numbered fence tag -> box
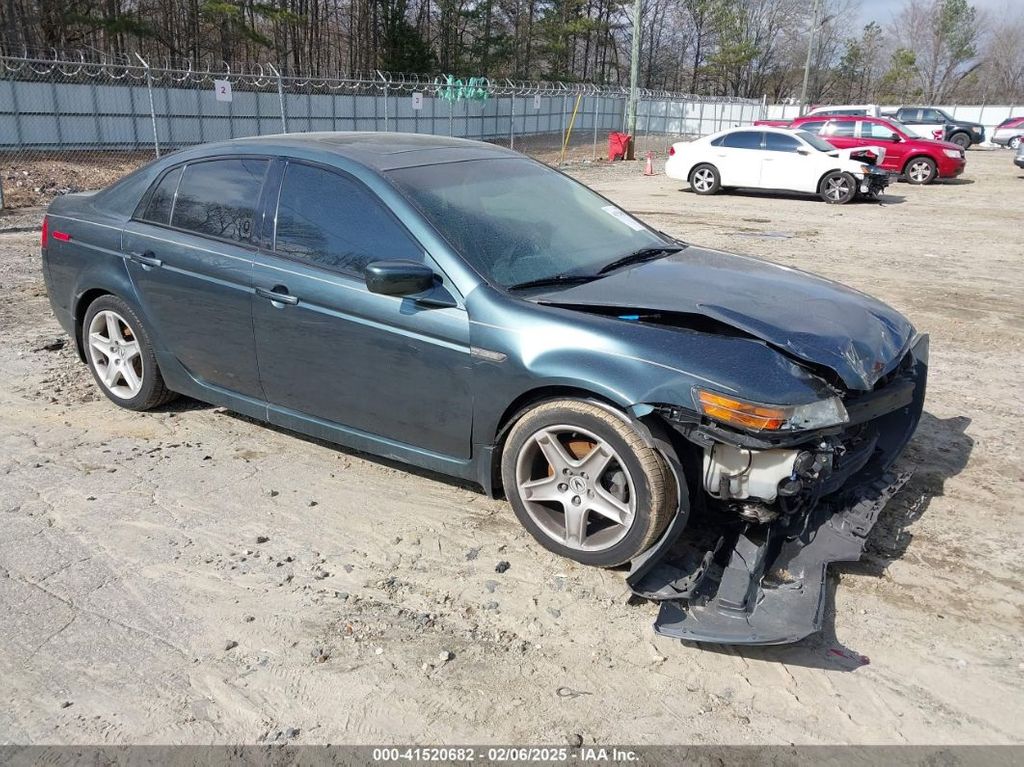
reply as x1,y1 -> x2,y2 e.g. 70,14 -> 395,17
214,80 -> 232,102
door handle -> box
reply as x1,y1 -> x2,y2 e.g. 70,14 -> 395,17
255,285 -> 299,305
128,251 -> 162,268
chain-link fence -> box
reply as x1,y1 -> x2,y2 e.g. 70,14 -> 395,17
0,52 -> 762,209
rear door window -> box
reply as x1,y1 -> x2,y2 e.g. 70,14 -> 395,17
171,158 -> 268,245
796,120 -> 826,134
273,162 -> 422,277
824,120 -> 857,138
720,131 -> 764,149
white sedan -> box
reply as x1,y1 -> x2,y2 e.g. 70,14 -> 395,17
665,126 -> 890,204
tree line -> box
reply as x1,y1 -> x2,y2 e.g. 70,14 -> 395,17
2,0 -> 1022,102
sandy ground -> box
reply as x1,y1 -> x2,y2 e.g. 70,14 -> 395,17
0,148 -> 1022,746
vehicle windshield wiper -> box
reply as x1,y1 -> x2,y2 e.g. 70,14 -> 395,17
505,273 -> 601,292
597,246 -> 683,275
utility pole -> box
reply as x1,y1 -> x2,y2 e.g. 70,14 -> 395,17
799,0 -> 822,115
626,0 -> 641,157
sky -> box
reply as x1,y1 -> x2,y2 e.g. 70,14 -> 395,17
855,0 -> 1019,27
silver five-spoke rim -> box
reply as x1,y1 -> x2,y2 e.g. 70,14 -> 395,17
515,425 -> 636,552
692,167 -> 715,192
909,161 -> 932,182
824,175 -> 851,201
88,310 -> 143,399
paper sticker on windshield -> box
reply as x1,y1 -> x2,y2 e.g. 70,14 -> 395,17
602,205 -> 646,232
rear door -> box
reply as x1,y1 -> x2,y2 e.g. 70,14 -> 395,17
819,119 -> 860,152
251,159 -> 472,459
122,157 -> 268,398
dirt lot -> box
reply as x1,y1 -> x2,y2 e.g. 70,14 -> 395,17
1,148 -> 1022,746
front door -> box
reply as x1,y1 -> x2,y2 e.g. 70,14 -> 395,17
251,160 -> 473,459
857,121 -> 912,172
759,132 -> 814,193
122,157 -> 268,399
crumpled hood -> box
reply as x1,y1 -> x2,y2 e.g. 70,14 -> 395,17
533,246 -> 915,391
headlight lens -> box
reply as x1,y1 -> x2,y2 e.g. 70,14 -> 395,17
693,388 -> 848,432
943,149 -> 962,158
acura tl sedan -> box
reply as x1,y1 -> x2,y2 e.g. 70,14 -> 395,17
42,133 -> 927,644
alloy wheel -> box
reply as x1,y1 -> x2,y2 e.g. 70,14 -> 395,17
908,160 -> 933,183
87,309 -> 144,399
692,168 -> 716,192
823,175 -> 852,201
514,425 -> 637,552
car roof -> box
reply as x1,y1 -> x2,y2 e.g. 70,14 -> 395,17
174,131 -> 522,172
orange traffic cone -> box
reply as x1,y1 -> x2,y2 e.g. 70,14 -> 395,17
643,150 -> 654,176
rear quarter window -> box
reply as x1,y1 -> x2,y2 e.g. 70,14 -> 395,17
137,167 -> 183,225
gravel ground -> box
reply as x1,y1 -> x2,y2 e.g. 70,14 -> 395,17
0,147 -> 1022,746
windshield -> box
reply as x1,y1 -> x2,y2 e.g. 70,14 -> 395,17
386,158 -> 667,289
880,118 -> 911,135
797,131 -> 836,152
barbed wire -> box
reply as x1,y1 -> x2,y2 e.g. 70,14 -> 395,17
0,49 -> 760,104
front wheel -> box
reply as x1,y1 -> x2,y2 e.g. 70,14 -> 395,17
1009,136 -> 1022,150
689,164 -> 721,195
501,400 -> 676,568
904,157 -> 937,185
950,132 -> 971,149
819,171 -> 857,204
82,294 -> 178,411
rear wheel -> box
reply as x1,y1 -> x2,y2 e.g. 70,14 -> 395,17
1009,136 -> 1022,150
819,171 -> 856,204
689,164 -> 721,195
904,157 -> 937,185
501,399 -> 675,568
82,295 -> 177,411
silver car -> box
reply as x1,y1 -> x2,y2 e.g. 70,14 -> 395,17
1016,140 -> 1024,169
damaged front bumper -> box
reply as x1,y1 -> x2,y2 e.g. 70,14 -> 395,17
627,334 -> 928,645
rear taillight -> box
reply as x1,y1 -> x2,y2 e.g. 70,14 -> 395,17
41,215 -> 49,248
668,145 -> 676,156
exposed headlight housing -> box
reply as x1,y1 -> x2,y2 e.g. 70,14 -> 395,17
693,388 -> 848,432
943,149 -> 962,158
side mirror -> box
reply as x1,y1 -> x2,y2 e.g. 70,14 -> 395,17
796,147 -> 811,155
890,133 -> 902,142
364,260 -> 436,297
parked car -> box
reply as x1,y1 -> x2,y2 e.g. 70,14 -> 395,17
753,104 -> 881,129
665,126 -> 890,203
883,107 -> 985,148
1016,141 -> 1024,169
993,116 -> 1024,149
807,104 -> 882,118
789,115 -> 966,184
41,133 -> 928,645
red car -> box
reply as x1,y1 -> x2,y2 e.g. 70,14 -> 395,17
786,115 -> 965,185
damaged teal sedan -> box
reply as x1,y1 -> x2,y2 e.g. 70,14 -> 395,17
41,133 -> 927,644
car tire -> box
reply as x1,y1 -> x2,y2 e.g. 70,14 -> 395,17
819,171 -> 857,204
82,294 -> 178,411
689,164 -> 721,195
904,156 -> 938,185
1010,136 -> 1022,150
501,399 -> 676,568
950,132 -> 971,149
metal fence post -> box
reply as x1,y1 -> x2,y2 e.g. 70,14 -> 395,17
510,93 -> 515,150
592,95 -> 599,160
135,53 -> 160,158
378,71 -> 389,132
268,63 -> 287,133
